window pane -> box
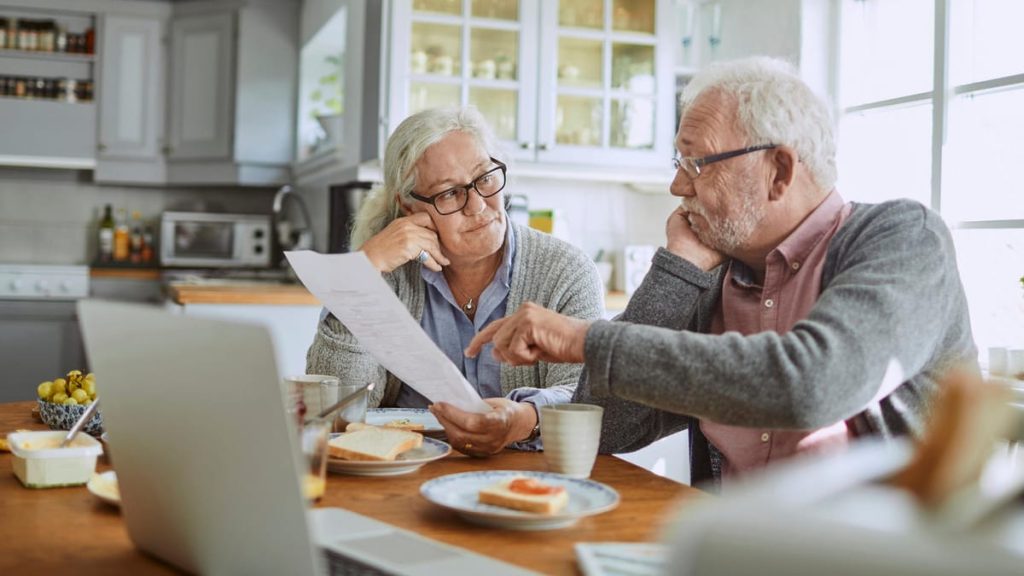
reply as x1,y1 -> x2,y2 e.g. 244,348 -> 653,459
950,0 -> 1024,85
951,229 -> 1024,368
612,0 -> 655,34
469,88 -> 517,140
839,0 -> 933,106
612,43 -> 655,94
470,29 -> 518,81
836,103 -> 932,206
412,23 -> 462,77
471,0 -> 518,21
560,0 -> 603,29
610,97 -> 654,149
558,37 -> 603,89
555,96 -> 602,146
414,0 -> 461,16
409,83 -> 461,115
943,86 -> 1024,222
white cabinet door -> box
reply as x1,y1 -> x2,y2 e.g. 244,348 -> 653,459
168,12 -> 235,160
98,16 -> 165,161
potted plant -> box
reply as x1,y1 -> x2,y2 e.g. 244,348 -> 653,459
309,54 -> 344,145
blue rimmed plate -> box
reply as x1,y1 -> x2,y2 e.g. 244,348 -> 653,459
327,435 -> 451,476
364,408 -> 444,437
420,470 -> 620,530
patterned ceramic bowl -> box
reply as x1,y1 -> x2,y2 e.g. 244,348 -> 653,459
37,399 -> 104,437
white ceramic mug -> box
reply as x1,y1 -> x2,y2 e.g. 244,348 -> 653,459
283,374 -> 339,421
540,403 -> 603,479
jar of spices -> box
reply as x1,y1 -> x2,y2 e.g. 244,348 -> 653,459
0,18 -> 8,50
85,27 -> 94,54
64,78 -> 76,102
38,21 -> 55,52
55,25 -> 66,52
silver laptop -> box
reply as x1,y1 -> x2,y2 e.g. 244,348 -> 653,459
78,299 -> 535,576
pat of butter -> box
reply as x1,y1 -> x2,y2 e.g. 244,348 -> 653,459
7,430 -> 103,489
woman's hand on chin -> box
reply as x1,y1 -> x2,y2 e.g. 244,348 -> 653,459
430,398 -> 538,457
361,212 -> 451,273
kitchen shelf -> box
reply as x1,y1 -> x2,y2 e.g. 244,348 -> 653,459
0,49 -> 94,63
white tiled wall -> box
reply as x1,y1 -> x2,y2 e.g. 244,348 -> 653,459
0,167 -> 275,265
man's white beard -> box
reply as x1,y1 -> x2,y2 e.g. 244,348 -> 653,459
683,181 -> 763,254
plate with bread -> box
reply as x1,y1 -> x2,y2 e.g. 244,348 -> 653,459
420,470 -> 620,530
364,408 -> 444,437
327,425 -> 451,476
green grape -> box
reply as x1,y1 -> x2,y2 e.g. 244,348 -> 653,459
82,380 -> 96,398
51,378 -> 67,395
66,369 -> 82,380
84,372 -> 95,381
51,392 -> 68,404
71,389 -> 89,403
37,381 -> 53,400
67,380 -> 80,394
63,397 -> 79,406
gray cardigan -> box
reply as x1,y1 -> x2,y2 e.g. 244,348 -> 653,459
575,199 -> 978,486
307,223 -> 604,408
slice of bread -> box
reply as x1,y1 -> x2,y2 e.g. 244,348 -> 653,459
478,476 -> 569,515
346,420 -> 426,432
328,427 -> 423,461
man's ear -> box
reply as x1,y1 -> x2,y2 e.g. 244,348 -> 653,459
768,145 -> 798,201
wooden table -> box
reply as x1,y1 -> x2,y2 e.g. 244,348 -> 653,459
0,401 -> 702,575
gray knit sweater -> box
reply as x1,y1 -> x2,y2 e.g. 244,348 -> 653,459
307,223 -> 604,408
575,199 -> 978,486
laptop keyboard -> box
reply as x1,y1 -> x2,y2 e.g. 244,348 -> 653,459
323,549 -> 393,576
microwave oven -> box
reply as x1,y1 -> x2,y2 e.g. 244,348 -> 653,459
160,211 -> 271,268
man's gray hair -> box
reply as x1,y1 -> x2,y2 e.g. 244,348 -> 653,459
350,106 -> 504,249
679,57 -> 837,191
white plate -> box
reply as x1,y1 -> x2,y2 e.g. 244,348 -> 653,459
87,470 -> 120,507
420,470 -> 620,530
327,435 -> 451,476
364,408 -> 444,436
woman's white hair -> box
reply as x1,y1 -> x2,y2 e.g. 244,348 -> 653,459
679,57 -> 837,191
349,106 -> 504,249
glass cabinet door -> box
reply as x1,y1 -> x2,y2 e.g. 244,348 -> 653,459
391,0 -> 538,161
537,0 -> 672,166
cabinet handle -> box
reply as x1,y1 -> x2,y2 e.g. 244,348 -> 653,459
538,143 -> 550,151
519,142 -> 534,150
97,143 -> 106,151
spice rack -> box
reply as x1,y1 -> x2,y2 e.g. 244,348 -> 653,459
0,9 -> 96,105
0,7 -> 97,167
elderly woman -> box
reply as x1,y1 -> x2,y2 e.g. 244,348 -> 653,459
306,106 -> 603,456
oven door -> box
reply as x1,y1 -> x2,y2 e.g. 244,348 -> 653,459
0,300 -> 86,402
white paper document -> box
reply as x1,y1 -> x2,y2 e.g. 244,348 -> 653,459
285,250 -> 491,413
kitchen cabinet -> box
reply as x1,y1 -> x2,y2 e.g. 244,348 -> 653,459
0,5 -> 98,169
165,1 -> 298,186
95,13 -> 167,183
388,0 -> 676,169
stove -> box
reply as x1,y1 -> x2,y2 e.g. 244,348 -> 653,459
0,265 -> 90,402
0,264 -> 89,300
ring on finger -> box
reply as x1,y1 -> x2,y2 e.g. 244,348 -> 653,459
464,442 -> 473,450
416,249 -> 429,264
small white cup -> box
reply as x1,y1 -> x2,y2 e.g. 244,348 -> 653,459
989,347 -> 1009,376
540,404 -> 603,479
1009,349 -> 1024,379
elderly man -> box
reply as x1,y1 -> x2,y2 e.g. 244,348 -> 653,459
463,57 -> 978,488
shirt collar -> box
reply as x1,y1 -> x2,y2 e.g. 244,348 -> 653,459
771,189 -> 846,269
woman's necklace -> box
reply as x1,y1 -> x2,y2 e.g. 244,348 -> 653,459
445,251 -> 503,317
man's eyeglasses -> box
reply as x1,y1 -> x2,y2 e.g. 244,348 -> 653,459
409,158 -> 508,215
672,144 -> 777,180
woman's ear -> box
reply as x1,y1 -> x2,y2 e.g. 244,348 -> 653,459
768,145 -> 798,201
396,193 -> 413,216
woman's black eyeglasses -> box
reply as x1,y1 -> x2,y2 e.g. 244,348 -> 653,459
409,158 -> 507,215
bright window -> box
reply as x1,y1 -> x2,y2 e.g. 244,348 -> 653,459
837,0 -> 1024,367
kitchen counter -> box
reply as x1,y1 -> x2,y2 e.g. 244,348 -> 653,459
167,281 -> 320,306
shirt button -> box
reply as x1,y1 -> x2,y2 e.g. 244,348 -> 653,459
761,432 -> 771,442
764,299 -> 774,308
791,262 -> 801,271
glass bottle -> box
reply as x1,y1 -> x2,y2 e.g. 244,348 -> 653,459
130,211 -> 143,263
98,204 -> 115,263
141,226 -> 155,264
113,209 -> 130,262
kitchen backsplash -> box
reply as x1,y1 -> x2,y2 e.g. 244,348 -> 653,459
0,167 -> 275,265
